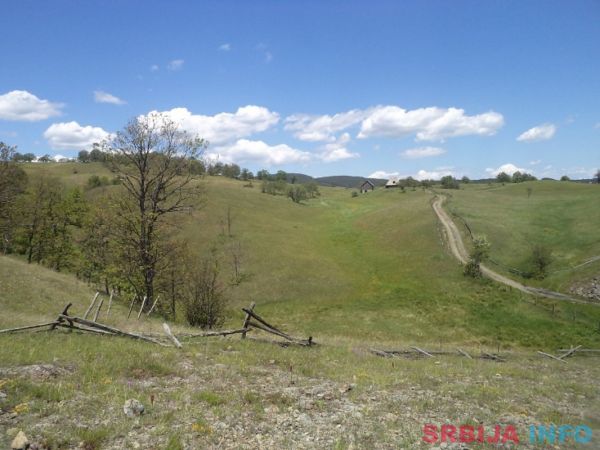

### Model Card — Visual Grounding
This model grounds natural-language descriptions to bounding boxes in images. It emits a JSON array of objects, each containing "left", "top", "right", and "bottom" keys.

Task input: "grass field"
[
  {"left": 446, "top": 181, "right": 600, "bottom": 292},
  {"left": 2, "top": 164, "right": 599, "bottom": 448}
]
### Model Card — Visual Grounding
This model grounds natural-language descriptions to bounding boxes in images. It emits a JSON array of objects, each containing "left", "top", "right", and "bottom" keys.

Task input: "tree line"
[{"left": 0, "top": 116, "right": 246, "bottom": 328}]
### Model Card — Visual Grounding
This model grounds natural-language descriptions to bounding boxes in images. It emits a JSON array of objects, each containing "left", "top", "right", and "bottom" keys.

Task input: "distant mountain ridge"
[{"left": 286, "top": 173, "right": 387, "bottom": 188}]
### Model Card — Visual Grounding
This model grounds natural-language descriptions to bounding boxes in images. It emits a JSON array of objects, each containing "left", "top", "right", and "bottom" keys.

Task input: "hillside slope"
[
  {"left": 13, "top": 163, "right": 600, "bottom": 348},
  {"left": 447, "top": 181, "right": 600, "bottom": 293}
]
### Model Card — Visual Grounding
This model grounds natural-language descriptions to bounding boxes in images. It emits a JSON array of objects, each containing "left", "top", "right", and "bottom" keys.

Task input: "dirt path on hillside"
[{"left": 431, "top": 195, "right": 597, "bottom": 305}]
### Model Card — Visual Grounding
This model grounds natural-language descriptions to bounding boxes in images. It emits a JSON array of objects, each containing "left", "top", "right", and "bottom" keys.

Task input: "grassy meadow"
[
  {"left": 1, "top": 164, "right": 599, "bottom": 448},
  {"left": 446, "top": 181, "right": 600, "bottom": 292}
]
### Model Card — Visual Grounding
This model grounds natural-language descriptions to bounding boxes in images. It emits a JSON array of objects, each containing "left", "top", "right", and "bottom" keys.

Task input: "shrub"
[
  {"left": 464, "top": 235, "right": 490, "bottom": 278},
  {"left": 529, "top": 245, "right": 553, "bottom": 279},
  {"left": 182, "top": 252, "right": 227, "bottom": 329},
  {"left": 441, "top": 175, "right": 460, "bottom": 189}
]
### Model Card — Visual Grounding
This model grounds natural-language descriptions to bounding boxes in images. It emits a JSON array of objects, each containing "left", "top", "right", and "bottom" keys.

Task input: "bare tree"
[{"left": 109, "top": 114, "right": 206, "bottom": 309}]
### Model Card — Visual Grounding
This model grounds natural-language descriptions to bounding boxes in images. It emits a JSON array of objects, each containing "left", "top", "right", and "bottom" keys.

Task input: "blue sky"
[{"left": 1, "top": 0, "right": 598, "bottom": 179}]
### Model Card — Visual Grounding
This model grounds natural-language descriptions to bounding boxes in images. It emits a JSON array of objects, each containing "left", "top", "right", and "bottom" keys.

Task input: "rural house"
[
  {"left": 359, "top": 180, "right": 375, "bottom": 193},
  {"left": 385, "top": 177, "right": 399, "bottom": 188}
]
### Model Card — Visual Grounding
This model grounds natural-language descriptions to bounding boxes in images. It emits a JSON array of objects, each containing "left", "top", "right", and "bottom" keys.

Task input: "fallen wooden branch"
[
  {"left": 0, "top": 321, "right": 60, "bottom": 335},
  {"left": 538, "top": 350, "right": 568, "bottom": 363},
  {"left": 369, "top": 348, "right": 397, "bottom": 358},
  {"left": 248, "top": 320, "right": 312, "bottom": 346},
  {"left": 242, "top": 307, "right": 286, "bottom": 335},
  {"left": 557, "top": 345, "right": 582, "bottom": 360},
  {"left": 241, "top": 302, "right": 255, "bottom": 339},
  {"left": 481, "top": 352, "right": 506, "bottom": 362},
  {"left": 147, "top": 295, "right": 161, "bottom": 316},
  {"left": 137, "top": 296, "right": 147, "bottom": 319},
  {"left": 180, "top": 328, "right": 249, "bottom": 339},
  {"left": 245, "top": 335, "right": 312, "bottom": 348},
  {"left": 127, "top": 295, "right": 136, "bottom": 319},
  {"left": 411, "top": 346, "right": 434, "bottom": 358},
  {"left": 457, "top": 348, "right": 472, "bottom": 359},
  {"left": 57, "top": 314, "right": 169, "bottom": 346},
  {"left": 556, "top": 348, "right": 600, "bottom": 354},
  {"left": 55, "top": 322, "right": 116, "bottom": 336},
  {"left": 83, "top": 292, "right": 100, "bottom": 319},
  {"left": 163, "top": 323, "right": 182, "bottom": 348},
  {"left": 93, "top": 293, "right": 106, "bottom": 322},
  {"left": 106, "top": 290, "right": 114, "bottom": 317}
]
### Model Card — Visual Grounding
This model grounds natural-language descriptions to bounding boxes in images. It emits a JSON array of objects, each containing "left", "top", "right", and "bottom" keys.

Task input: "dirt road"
[{"left": 431, "top": 195, "right": 595, "bottom": 305}]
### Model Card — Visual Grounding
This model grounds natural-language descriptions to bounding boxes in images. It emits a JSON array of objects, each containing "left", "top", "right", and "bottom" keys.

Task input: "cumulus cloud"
[
  {"left": 517, "top": 123, "right": 556, "bottom": 142},
  {"left": 285, "top": 105, "right": 503, "bottom": 143},
  {"left": 285, "top": 109, "right": 371, "bottom": 142},
  {"left": 358, "top": 106, "right": 504, "bottom": 141},
  {"left": 142, "top": 106, "right": 279, "bottom": 145},
  {"left": 0, "top": 90, "right": 63, "bottom": 121},
  {"left": 219, "top": 43, "right": 231, "bottom": 51},
  {"left": 208, "top": 139, "right": 310, "bottom": 166},
  {"left": 44, "top": 121, "right": 111, "bottom": 150},
  {"left": 368, "top": 168, "right": 454, "bottom": 180},
  {"left": 167, "top": 59, "right": 185, "bottom": 71},
  {"left": 414, "top": 169, "right": 454, "bottom": 180},
  {"left": 318, "top": 133, "right": 359, "bottom": 162},
  {"left": 94, "top": 90, "right": 126, "bottom": 105},
  {"left": 401, "top": 146, "right": 446, "bottom": 159},
  {"left": 485, "top": 163, "right": 528, "bottom": 177},
  {"left": 368, "top": 170, "right": 400, "bottom": 179}
]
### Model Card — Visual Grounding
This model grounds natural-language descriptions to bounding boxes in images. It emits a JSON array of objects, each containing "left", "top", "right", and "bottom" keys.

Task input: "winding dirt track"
[{"left": 431, "top": 195, "right": 597, "bottom": 306}]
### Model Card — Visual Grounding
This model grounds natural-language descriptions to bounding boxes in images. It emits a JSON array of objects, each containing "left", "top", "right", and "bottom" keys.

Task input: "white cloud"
[
  {"left": 0, "top": 90, "right": 63, "bottom": 121},
  {"left": 142, "top": 106, "right": 279, "bottom": 145},
  {"left": 167, "top": 59, "right": 185, "bottom": 71},
  {"left": 485, "top": 163, "right": 528, "bottom": 177},
  {"left": 318, "top": 133, "right": 359, "bottom": 162},
  {"left": 285, "top": 105, "right": 503, "bottom": 143},
  {"left": 516, "top": 123, "right": 556, "bottom": 142},
  {"left": 368, "top": 170, "right": 400, "bottom": 179},
  {"left": 594, "top": 122, "right": 600, "bottom": 129},
  {"left": 529, "top": 160, "right": 542, "bottom": 165},
  {"left": 414, "top": 169, "right": 454, "bottom": 180},
  {"left": 369, "top": 168, "right": 454, "bottom": 180},
  {"left": 219, "top": 43, "right": 231, "bottom": 51},
  {"left": 264, "top": 51, "right": 273, "bottom": 63},
  {"left": 285, "top": 109, "right": 372, "bottom": 142},
  {"left": 209, "top": 139, "right": 310, "bottom": 166},
  {"left": 150, "top": 64, "right": 159, "bottom": 72},
  {"left": 94, "top": 90, "right": 126, "bottom": 105},
  {"left": 44, "top": 121, "right": 111, "bottom": 150},
  {"left": 401, "top": 146, "right": 446, "bottom": 159},
  {"left": 358, "top": 106, "right": 504, "bottom": 141}
]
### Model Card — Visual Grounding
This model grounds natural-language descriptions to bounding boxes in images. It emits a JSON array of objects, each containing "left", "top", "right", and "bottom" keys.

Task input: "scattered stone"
[
  {"left": 123, "top": 399, "right": 145, "bottom": 417},
  {"left": 11, "top": 430, "right": 29, "bottom": 449},
  {"left": 0, "top": 364, "right": 71, "bottom": 381},
  {"left": 339, "top": 383, "right": 356, "bottom": 394},
  {"left": 570, "top": 276, "right": 600, "bottom": 301}
]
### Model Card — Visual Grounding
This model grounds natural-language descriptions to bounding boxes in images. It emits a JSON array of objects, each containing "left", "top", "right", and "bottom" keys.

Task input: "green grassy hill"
[
  {"left": 14, "top": 163, "right": 599, "bottom": 348},
  {"left": 3, "top": 165, "right": 600, "bottom": 448},
  {"left": 447, "top": 181, "right": 600, "bottom": 292}
]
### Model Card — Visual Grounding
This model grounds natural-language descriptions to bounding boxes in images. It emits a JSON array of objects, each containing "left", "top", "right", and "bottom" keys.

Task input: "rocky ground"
[
  {"left": 570, "top": 275, "right": 600, "bottom": 302},
  {"left": 2, "top": 349, "right": 598, "bottom": 450}
]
